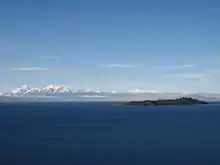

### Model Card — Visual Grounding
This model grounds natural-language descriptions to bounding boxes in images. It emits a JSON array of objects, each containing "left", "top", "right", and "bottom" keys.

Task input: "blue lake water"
[{"left": 1, "top": 102, "right": 220, "bottom": 165}]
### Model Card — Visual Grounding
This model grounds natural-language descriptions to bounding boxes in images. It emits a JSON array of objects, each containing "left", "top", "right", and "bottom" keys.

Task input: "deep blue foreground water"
[{"left": 0, "top": 102, "right": 220, "bottom": 165}]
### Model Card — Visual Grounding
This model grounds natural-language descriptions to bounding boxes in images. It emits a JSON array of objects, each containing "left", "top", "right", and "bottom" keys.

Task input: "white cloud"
[
  {"left": 154, "top": 64, "right": 194, "bottom": 69},
  {"left": 40, "top": 56, "right": 59, "bottom": 59},
  {"left": 176, "top": 64, "right": 195, "bottom": 69},
  {"left": 10, "top": 67, "right": 80, "bottom": 73},
  {"left": 164, "top": 73, "right": 204, "bottom": 80},
  {"left": 100, "top": 64, "right": 134, "bottom": 68},
  {"left": 11, "top": 67, "right": 51, "bottom": 72}
]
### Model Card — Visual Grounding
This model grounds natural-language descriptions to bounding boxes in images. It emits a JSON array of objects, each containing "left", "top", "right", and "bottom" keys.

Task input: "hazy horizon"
[{"left": 1, "top": 84, "right": 220, "bottom": 94}]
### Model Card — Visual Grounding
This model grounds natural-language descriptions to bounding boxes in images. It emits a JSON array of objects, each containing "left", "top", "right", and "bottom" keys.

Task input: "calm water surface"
[{"left": 0, "top": 102, "right": 220, "bottom": 165}]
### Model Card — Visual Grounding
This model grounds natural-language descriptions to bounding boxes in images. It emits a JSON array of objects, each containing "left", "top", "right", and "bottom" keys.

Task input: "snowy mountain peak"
[
  {"left": 11, "top": 85, "right": 30, "bottom": 95},
  {"left": 128, "top": 89, "right": 160, "bottom": 94},
  {"left": 128, "top": 89, "right": 146, "bottom": 93},
  {"left": 44, "top": 84, "right": 61, "bottom": 90},
  {"left": 41, "top": 84, "right": 72, "bottom": 93},
  {"left": 5, "top": 84, "right": 73, "bottom": 96},
  {"left": 21, "top": 85, "right": 29, "bottom": 89}
]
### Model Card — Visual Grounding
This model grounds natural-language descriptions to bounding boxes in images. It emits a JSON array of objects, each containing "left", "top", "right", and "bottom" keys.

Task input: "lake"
[{"left": 0, "top": 102, "right": 220, "bottom": 165}]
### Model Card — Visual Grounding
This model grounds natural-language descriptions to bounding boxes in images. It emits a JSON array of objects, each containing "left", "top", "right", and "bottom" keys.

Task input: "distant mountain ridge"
[
  {"left": 2, "top": 85, "right": 160, "bottom": 96},
  {"left": 1, "top": 84, "right": 220, "bottom": 102},
  {"left": 3, "top": 84, "right": 102, "bottom": 96},
  {"left": 4, "top": 84, "right": 69, "bottom": 96}
]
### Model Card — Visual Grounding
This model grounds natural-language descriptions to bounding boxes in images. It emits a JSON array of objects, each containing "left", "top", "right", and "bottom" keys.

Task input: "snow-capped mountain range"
[
  {"left": 3, "top": 84, "right": 105, "bottom": 96},
  {"left": 8, "top": 84, "right": 70, "bottom": 96},
  {"left": 2, "top": 84, "right": 161, "bottom": 96}
]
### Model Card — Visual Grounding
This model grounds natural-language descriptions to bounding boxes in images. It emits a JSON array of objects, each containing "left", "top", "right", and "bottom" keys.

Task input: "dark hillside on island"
[{"left": 117, "top": 97, "right": 208, "bottom": 106}]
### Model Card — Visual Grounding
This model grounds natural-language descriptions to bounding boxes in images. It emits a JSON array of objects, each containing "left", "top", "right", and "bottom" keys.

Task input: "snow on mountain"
[
  {"left": 11, "top": 85, "right": 30, "bottom": 96},
  {"left": 4, "top": 84, "right": 73, "bottom": 96},
  {"left": 3, "top": 85, "right": 105, "bottom": 97},
  {"left": 128, "top": 89, "right": 160, "bottom": 94},
  {"left": 2, "top": 85, "right": 162, "bottom": 96},
  {"left": 40, "top": 84, "right": 72, "bottom": 93}
]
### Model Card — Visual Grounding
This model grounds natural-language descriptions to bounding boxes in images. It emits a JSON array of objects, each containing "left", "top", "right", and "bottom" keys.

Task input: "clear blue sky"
[{"left": 0, "top": 0, "right": 219, "bottom": 92}]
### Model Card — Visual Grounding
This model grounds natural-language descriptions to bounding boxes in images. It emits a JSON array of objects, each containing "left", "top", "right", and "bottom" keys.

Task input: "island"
[{"left": 116, "top": 97, "right": 208, "bottom": 106}]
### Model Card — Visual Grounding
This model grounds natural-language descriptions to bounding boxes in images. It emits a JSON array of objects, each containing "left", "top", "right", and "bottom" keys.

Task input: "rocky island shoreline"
[{"left": 115, "top": 97, "right": 208, "bottom": 106}]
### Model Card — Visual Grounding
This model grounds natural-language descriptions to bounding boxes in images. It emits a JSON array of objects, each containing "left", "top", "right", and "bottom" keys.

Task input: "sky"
[{"left": 0, "top": 0, "right": 219, "bottom": 93}]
